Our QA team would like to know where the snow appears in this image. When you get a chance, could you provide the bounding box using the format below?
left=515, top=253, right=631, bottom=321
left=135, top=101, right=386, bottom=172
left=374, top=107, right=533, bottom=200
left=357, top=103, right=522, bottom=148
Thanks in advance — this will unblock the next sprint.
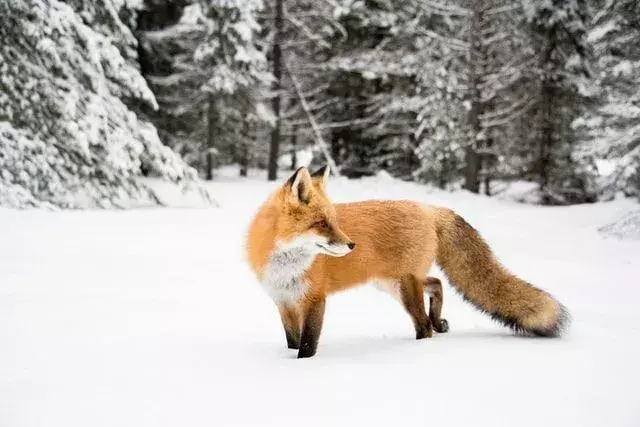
left=600, top=209, right=640, bottom=240
left=0, top=0, right=200, bottom=208
left=2, top=170, right=640, bottom=427
left=277, top=147, right=314, bottom=169
left=587, top=19, right=618, bottom=43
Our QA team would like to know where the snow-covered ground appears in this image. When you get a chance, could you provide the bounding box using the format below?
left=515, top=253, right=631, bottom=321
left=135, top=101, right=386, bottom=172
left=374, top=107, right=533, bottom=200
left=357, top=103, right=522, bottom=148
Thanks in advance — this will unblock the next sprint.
left=2, top=169, right=640, bottom=427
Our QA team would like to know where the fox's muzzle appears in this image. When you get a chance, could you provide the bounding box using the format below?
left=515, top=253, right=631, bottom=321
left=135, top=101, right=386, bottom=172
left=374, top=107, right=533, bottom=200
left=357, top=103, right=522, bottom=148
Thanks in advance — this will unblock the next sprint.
left=317, top=237, right=355, bottom=257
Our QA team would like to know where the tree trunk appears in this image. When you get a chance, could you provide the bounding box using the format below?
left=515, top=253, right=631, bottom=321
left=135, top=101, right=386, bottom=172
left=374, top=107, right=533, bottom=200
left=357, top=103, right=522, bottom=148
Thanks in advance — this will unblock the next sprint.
left=464, top=145, right=480, bottom=193
left=539, top=81, right=554, bottom=203
left=438, top=151, right=449, bottom=190
left=331, top=132, right=341, bottom=166
left=483, top=136, right=493, bottom=196
left=206, top=94, right=216, bottom=181
left=240, top=123, right=249, bottom=177
left=464, top=0, right=483, bottom=194
left=539, top=29, right=557, bottom=204
left=290, top=125, right=297, bottom=170
left=240, top=145, right=249, bottom=177
left=484, top=175, right=491, bottom=196
left=267, top=0, right=284, bottom=181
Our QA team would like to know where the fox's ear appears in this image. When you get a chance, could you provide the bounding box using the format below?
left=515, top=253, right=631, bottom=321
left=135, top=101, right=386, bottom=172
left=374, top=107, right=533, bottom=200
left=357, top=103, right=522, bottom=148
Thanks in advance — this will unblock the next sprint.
left=311, top=164, right=330, bottom=189
left=287, top=167, right=312, bottom=204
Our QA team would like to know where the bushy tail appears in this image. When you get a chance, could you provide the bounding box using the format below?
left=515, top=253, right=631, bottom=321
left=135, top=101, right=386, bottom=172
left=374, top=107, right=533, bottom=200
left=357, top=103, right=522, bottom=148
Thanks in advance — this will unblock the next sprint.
left=435, top=208, right=570, bottom=337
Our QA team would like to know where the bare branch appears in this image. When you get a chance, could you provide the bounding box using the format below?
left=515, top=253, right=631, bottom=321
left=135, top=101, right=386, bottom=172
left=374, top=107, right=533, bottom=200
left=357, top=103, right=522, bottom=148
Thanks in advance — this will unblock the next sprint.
left=417, top=29, right=470, bottom=51
left=423, top=0, right=470, bottom=17
left=480, top=95, right=537, bottom=128
left=284, top=10, right=332, bottom=49
left=282, top=97, right=339, bottom=119
left=485, top=4, right=520, bottom=16
left=285, top=117, right=378, bottom=130
left=283, top=59, right=340, bottom=174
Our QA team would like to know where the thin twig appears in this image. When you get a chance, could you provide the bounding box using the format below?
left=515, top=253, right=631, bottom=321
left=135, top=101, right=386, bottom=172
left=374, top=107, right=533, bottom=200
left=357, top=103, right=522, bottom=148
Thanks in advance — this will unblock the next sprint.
left=283, top=59, right=340, bottom=174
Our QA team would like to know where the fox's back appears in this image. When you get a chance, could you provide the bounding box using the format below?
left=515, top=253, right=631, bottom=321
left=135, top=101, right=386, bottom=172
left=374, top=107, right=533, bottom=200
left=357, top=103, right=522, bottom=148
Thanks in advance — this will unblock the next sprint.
left=307, top=200, right=439, bottom=292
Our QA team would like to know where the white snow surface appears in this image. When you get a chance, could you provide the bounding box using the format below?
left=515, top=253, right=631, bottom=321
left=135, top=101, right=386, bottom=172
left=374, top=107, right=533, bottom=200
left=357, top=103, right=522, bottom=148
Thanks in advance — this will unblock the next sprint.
left=2, top=169, right=640, bottom=427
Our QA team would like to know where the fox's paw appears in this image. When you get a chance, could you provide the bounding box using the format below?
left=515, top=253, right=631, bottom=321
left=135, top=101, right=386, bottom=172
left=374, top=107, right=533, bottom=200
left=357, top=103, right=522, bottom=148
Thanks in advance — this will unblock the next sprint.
left=285, top=331, right=300, bottom=350
left=297, top=346, right=317, bottom=359
left=416, top=323, right=433, bottom=340
left=434, top=319, right=449, bottom=333
left=297, top=340, right=319, bottom=358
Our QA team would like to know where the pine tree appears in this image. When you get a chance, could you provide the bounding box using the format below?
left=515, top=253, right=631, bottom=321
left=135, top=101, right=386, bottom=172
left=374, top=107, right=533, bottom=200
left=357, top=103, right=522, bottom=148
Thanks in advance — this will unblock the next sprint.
left=259, top=0, right=344, bottom=178
left=400, top=1, right=534, bottom=194
left=523, top=0, right=598, bottom=204
left=267, top=0, right=284, bottom=180
left=140, top=0, right=273, bottom=179
left=197, top=0, right=274, bottom=179
left=575, top=0, right=640, bottom=199
left=319, top=0, right=433, bottom=176
left=140, top=2, right=208, bottom=170
left=0, top=0, right=202, bottom=208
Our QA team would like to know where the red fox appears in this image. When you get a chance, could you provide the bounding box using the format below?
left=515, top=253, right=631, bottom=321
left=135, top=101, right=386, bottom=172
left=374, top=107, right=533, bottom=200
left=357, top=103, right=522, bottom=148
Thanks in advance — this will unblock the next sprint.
left=246, top=165, right=570, bottom=358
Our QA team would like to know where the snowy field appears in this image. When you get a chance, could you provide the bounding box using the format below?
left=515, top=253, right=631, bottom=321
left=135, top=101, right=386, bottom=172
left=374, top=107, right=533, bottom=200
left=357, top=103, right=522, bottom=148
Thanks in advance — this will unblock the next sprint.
left=2, top=170, right=640, bottom=427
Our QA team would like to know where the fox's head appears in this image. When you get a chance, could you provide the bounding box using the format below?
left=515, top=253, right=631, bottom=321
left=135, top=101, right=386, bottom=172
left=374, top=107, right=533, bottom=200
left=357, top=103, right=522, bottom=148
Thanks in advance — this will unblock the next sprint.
left=274, top=165, right=355, bottom=257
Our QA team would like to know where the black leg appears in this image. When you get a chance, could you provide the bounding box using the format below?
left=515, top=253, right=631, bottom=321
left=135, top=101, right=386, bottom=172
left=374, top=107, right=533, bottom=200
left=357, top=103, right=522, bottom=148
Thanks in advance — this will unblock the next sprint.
left=297, top=297, right=326, bottom=359
left=424, top=277, right=449, bottom=333
left=399, top=275, right=433, bottom=339
left=278, top=304, right=301, bottom=349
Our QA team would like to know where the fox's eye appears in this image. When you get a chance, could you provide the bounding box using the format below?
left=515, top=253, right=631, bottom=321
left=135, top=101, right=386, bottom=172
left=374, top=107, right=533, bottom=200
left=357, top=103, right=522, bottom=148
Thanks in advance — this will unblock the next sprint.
left=312, top=220, right=328, bottom=229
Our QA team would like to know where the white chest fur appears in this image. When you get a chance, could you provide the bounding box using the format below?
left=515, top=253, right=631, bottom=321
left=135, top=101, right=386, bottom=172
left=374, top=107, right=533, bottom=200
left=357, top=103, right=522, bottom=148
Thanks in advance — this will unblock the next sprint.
left=260, top=245, right=317, bottom=303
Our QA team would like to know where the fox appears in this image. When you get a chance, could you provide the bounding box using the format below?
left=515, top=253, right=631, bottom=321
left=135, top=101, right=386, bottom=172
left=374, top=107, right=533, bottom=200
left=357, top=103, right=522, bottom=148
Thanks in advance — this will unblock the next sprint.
left=246, top=165, right=570, bottom=358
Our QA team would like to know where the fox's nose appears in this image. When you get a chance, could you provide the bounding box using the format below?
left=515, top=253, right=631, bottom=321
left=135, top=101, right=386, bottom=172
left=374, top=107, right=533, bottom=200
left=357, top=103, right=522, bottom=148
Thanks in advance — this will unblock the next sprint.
left=348, top=242, right=356, bottom=250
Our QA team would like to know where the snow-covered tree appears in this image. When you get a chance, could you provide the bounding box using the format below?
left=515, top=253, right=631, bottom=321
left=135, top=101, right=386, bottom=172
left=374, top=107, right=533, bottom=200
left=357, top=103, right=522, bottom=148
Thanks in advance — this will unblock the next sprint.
left=140, top=0, right=273, bottom=179
left=197, top=0, right=273, bottom=178
left=138, top=1, right=205, bottom=170
left=324, top=1, right=533, bottom=192
left=523, top=0, right=598, bottom=205
left=455, top=0, right=537, bottom=194
left=374, top=1, right=535, bottom=195
left=574, top=0, right=640, bottom=199
left=316, top=1, right=442, bottom=176
left=0, top=0, right=202, bottom=208
left=257, top=0, right=344, bottom=179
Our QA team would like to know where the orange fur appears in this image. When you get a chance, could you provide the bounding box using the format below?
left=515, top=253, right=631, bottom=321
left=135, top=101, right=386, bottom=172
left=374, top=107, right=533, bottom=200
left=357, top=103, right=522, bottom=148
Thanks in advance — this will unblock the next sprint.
left=246, top=167, right=569, bottom=358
